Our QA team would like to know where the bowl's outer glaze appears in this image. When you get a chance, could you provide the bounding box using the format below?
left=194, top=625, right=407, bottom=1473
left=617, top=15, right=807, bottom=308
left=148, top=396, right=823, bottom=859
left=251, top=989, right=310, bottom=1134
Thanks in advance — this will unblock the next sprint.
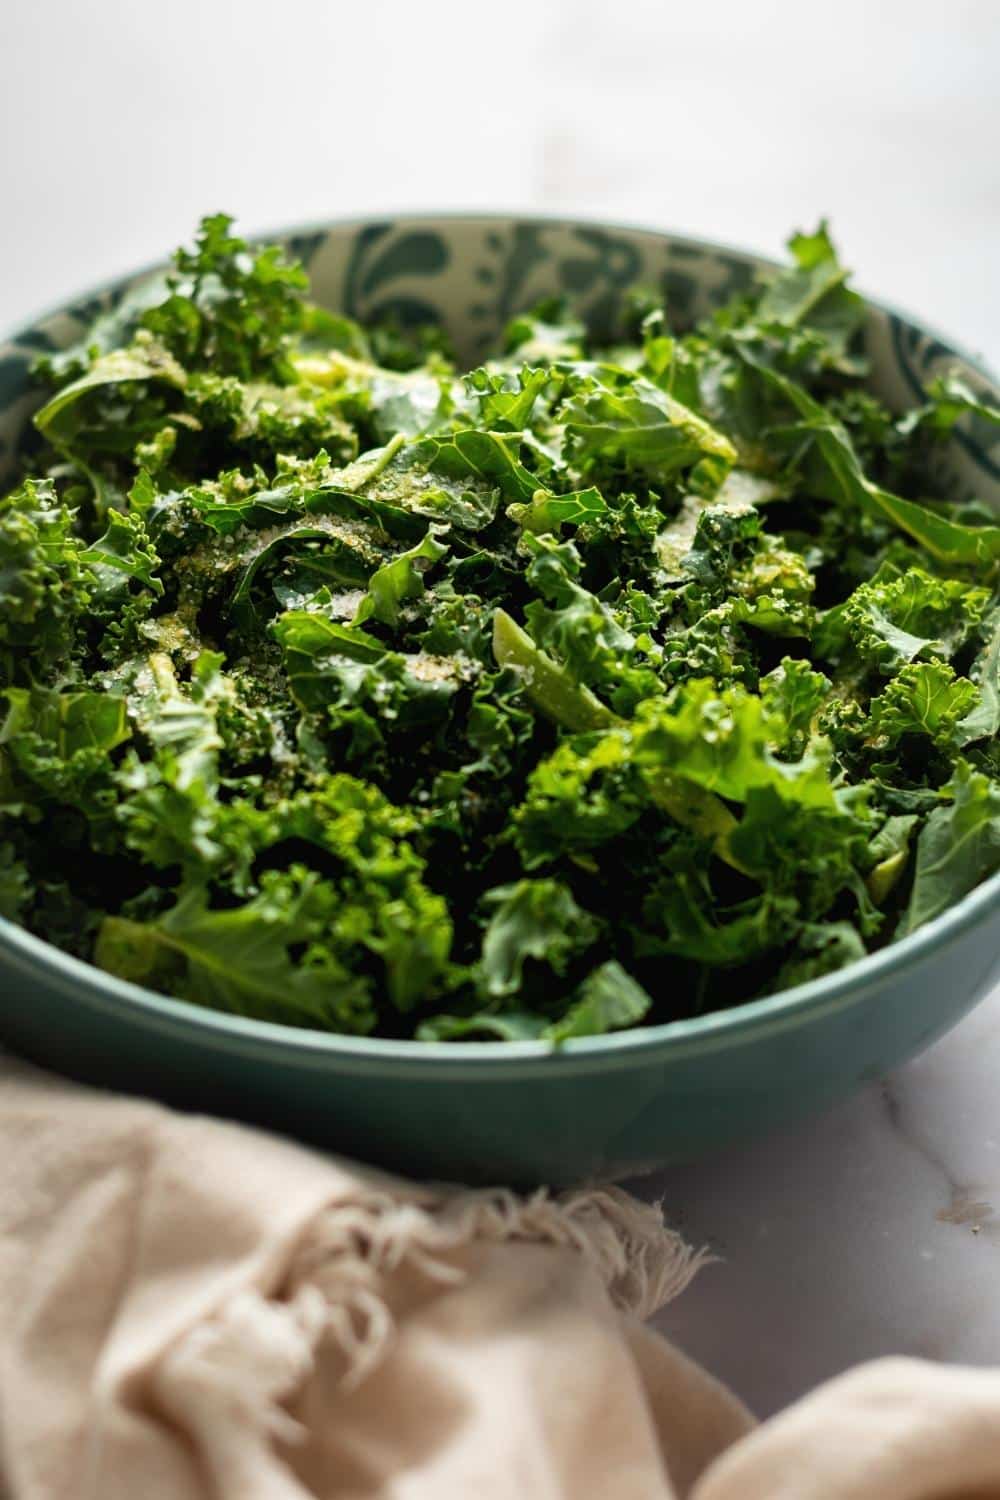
left=1, top=215, right=999, bottom=1184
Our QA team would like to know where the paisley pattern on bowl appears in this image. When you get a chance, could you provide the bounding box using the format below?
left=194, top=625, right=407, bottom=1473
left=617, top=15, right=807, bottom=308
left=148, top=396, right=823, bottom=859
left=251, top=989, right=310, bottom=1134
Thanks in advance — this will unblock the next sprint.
left=4, top=215, right=996, bottom=502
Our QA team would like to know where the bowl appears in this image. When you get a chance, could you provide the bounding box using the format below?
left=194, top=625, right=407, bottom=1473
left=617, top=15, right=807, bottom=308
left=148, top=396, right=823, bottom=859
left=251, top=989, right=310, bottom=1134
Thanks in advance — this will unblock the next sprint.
left=1, top=214, right=999, bottom=1186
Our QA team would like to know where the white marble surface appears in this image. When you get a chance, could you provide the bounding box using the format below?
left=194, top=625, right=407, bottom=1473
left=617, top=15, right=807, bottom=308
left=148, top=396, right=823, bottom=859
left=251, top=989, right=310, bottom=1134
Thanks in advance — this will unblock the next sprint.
left=2, top=0, right=998, bottom=1422
left=643, top=987, right=1000, bottom=1417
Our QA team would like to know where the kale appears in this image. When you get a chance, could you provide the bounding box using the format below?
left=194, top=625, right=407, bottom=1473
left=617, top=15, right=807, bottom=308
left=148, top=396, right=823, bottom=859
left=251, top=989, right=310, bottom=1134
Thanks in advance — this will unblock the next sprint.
left=4, top=214, right=1000, bottom=1041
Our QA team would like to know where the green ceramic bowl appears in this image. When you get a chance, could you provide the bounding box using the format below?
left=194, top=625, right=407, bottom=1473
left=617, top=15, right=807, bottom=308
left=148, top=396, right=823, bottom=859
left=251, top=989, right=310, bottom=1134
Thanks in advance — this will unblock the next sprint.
left=2, top=215, right=999, bottom=1186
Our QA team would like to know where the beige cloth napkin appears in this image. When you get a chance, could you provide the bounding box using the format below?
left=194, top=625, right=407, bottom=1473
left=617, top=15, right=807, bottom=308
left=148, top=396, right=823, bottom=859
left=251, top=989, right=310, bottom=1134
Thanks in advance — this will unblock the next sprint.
left=2, top=1062, right=999, bottom=1500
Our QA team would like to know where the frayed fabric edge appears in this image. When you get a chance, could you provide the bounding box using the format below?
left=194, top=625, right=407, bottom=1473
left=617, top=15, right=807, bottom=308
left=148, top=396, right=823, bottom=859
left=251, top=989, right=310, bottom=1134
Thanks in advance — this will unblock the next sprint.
left=150, top=1184, right=708, bottom=1499
left=286, top=1183, right=711, bottom=1386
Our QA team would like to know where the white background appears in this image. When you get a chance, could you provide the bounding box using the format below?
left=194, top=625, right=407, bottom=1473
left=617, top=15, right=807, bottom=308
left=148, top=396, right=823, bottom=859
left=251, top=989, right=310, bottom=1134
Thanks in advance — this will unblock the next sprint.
left=1, top=0, right=997, bottom=364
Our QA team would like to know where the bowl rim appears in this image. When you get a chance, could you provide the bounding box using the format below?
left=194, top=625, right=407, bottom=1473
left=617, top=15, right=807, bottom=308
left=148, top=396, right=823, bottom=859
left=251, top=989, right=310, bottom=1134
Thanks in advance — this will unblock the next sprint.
left=2, top=208, right=999, bottom=1072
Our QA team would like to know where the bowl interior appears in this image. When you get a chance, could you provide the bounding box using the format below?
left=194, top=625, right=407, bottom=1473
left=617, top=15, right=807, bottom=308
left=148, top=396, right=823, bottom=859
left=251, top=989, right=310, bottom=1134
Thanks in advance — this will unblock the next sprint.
left=1, top=214, right=999, bottom=1069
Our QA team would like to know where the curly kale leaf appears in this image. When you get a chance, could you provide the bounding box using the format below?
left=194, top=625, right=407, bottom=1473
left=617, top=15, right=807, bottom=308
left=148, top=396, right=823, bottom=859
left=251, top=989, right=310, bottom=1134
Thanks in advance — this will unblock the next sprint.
left=756, top=222, right=866, bottom=370
left=631, top=679, right=840, bottom=811
left=563, top=371, right=737, bottom=479
left=99, top=772, right=455, bottom=1020
left=902, top=762, right=1000, bottom=933
left=353, top=526, right=449, bottom=629
left=477, top=879, right=601, bottom=1000
left=816, top=567, right=989, bottom=673
left=507, top=485, right=607, bottom=536
left=1, top=685, right=130, bottom=821
left=742, top=353, right=1000, bottom=567
left=464, top=366, right=552, bottom=431
left=83, top=510, right=163, bottom=603
left=544, top=961, right=652, bottom=1041
left=519, top=537, right=661, bottom=715
left=0, top=480, right=94, bottom=679
left=760, top=659, right=831, bottom=757
left=141, top=213, right=308, bottom=381
left=419, top=957, right=651, bottom=1042
left=866, top=662, right=979, bottom=753
left=513, top=731, right=643, bottom=869
left=919, top=374, right=1000, bottom=434
left=957, top=606, right=1000, bottom=745
left=34, top=336, right=187, bottom=454
left=96, top=872, right=375, bottom=1031
left=0, top=844, right=32, bottom=921
left=774, top=921, right=868, bottom=989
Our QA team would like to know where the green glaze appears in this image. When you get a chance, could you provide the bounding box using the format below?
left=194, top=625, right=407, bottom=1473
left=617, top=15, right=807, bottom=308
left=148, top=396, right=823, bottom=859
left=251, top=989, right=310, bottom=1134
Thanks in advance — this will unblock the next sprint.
left=1, top=214, right=998, bottom=1185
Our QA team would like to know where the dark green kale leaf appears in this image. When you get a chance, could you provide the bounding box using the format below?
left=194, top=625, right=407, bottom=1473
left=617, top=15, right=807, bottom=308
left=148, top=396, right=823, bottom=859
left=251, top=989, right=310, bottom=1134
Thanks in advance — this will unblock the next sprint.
left=760, top=659, right=831, bottom=756
left=563, top=371, right=737, bottom=480
left=0, top=479, right=95, bottom=680
left=815, top=566, right=989, bottom=674
left=902, top=763, right=1000, bottom=933
left=740, top=352, right=1000, bottom=568
left=477, top=878, right=601, bottom=1001
left=755, top=222, right=866, bottom=371
left=96, top=872, right=376, bottom=1032
left=866, top=662, right=978, bottom=753
left=141, top=212, right=308, bottom=381
left=0, top=843, right=32, bottom=920
left=544, top=961, right=652, bottom=1041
